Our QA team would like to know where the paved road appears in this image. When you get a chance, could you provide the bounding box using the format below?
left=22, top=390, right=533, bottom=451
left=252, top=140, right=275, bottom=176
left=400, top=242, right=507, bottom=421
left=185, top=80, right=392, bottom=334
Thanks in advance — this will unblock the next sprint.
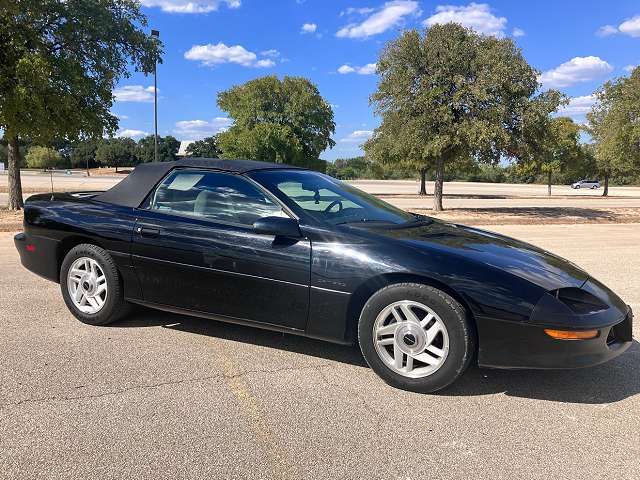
left=1, top=224, right=638, bottom=479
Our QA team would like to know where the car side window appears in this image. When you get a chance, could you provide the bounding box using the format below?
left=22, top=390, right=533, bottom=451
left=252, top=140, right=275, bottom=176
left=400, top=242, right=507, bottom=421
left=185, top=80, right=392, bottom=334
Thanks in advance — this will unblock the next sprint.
left=150, top=170, right=286, bottom=226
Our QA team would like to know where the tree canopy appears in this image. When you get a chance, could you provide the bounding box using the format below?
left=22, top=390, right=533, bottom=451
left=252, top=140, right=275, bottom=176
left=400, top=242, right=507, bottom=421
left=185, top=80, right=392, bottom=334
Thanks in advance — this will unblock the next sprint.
left=587, top=67, right=640, bottom=196
left=95, top=137, right=137, bottom=171
left=25, top=146, right=61, bottom=169
left=0, top=0, right=161, bottom=209
left=70, top=139, right=100, bottom=169
left=366, top=23, right=561, bottom=210
left=216, top=76, right=335, bottom=166
left=185, top=136, right=220, bottom=158
left=514, top=116, right=582, bottom=195
left=136, top=135, right=179, bottom=163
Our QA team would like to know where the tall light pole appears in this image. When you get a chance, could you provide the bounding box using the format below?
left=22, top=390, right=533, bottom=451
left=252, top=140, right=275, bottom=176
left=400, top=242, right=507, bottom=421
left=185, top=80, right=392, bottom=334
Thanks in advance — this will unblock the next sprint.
left=151, top=29, right=160, bottom=163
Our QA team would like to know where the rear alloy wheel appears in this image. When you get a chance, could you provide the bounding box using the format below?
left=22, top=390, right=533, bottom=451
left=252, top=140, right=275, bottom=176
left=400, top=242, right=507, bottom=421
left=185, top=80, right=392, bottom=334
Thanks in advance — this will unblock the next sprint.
left=66, top=257, right=108, bottom=314
left=358, top=283, right=475, bottom=393
left=60, top=244, right=130, bottom=326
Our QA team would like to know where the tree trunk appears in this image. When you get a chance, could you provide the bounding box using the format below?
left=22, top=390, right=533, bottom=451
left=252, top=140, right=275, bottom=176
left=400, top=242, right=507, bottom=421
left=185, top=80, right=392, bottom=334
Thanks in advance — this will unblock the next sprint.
left=547, top=171, right=552, bottom=196
left=433, top=157, right=444, bottom=212
left=419, top=169, right=427, bottom=195
left=7, top=134, right=24, bottom=211
left=602, top=174, right=609, bottom=197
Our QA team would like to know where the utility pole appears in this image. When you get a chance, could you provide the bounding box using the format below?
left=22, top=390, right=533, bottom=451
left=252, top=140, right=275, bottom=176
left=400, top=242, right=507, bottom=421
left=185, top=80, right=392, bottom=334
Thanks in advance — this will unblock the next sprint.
left=151, top=29, right=160, bottom=163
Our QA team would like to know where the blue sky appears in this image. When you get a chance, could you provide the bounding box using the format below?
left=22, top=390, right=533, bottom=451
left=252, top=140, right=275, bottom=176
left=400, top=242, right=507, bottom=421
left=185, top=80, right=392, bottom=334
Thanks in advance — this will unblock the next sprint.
left=112, top=0, right=640, bottom=161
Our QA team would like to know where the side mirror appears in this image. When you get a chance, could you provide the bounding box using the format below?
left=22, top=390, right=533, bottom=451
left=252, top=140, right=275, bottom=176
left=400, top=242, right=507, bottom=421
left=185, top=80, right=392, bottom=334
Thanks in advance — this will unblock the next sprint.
left=253, top=216, right=301, bottom=238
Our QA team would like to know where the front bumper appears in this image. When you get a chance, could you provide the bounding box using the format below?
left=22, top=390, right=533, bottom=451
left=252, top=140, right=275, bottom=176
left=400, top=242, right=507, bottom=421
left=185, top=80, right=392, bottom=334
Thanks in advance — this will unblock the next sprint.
left=476, top=308, right=633, bottom=369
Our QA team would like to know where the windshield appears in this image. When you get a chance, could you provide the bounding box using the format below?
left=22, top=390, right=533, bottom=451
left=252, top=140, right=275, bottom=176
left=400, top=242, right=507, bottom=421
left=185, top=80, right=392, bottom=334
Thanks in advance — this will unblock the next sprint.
left=250, top=169, right=417, bottom=225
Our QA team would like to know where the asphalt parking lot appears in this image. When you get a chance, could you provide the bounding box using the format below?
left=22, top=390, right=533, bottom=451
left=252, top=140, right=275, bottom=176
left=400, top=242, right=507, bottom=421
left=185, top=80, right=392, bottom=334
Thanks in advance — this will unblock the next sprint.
left=1, top=223, right=638, bottom=480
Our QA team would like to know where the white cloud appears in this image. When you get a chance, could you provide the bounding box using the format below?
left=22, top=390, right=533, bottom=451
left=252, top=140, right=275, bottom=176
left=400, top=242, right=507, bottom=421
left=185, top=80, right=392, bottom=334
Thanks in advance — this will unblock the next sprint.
left=557, top=95, right=596, bottom=117
left=338, top=63, right=376, bottom=75
left=596, top=24, right=617, bottom=37
left=538, top=56, right=613, bottom=88
left=301, top=23, right=317, bottom=33
left=340, top=7, right=376, bottom=16
left=260, top=49, right=280, bottom=58
left=512, top=27, right=525, bottom=37
left=140, top=0, right=240, bottom=13
left=117, top=129, right=148, bottom=139
left=174, top=117, right=232, bottom=140
left=113, top=85, right=157, bottom=103
left=340, top=130, right=374, bottom=143
left=184, top=43, right=275, bottom=68
left=619, top=16, right=640, bottom=37
left=596, top=16, right=640, bottom=38
left=336, top=1, right=420, bottom=39
left=255, top=59, right=276, bottom=68
left=624, top=64, right=637, bottom=73
left=424, top=3, right=507, bottom=37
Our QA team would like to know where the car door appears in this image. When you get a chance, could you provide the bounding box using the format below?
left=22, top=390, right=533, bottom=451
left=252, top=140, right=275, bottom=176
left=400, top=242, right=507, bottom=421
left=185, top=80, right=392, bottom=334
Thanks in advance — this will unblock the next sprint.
left=130, top=168, right=311, bottom=331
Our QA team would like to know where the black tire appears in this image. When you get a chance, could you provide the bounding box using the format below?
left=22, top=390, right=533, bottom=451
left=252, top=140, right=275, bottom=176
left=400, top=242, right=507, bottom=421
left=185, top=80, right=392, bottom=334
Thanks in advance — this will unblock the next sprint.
left=60, top=244, right=131, bottom=326
left=358, top=283, right=475, bottom=393
left=575, top=185, right=580, bottom=189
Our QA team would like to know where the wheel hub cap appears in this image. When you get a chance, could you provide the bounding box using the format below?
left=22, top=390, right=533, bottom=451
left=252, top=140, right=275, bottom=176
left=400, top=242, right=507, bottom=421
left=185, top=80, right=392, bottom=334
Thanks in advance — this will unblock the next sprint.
left=67, top=257, right=108, bottom=315
left=373, top=300, right=450, bottom=379
left=396, top=324, right=426, bottom=355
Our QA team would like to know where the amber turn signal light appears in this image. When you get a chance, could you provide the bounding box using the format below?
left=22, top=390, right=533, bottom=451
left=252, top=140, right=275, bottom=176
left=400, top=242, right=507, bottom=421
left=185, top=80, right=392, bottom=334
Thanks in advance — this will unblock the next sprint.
left=544, top=329, right=599, bottom=340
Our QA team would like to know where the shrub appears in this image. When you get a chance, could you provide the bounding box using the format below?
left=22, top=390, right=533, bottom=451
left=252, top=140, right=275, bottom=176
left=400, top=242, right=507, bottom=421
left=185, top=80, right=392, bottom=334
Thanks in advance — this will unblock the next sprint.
left=25, top=146, right=61, bottom=169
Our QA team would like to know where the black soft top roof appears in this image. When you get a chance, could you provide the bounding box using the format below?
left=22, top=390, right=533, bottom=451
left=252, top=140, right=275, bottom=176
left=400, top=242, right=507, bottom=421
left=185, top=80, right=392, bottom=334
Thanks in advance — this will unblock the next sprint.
left=95, top=158, right=305, bottom=208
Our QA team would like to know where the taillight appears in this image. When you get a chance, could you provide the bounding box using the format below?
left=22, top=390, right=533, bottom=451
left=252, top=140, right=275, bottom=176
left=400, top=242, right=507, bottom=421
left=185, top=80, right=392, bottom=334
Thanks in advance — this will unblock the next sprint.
left=25, top=244, right=36, bottom=252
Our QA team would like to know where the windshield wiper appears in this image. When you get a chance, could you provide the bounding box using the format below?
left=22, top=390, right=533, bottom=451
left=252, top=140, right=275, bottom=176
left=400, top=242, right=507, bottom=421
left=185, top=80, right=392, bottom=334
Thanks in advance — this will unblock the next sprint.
left=335, top=218, right=388, bottom=225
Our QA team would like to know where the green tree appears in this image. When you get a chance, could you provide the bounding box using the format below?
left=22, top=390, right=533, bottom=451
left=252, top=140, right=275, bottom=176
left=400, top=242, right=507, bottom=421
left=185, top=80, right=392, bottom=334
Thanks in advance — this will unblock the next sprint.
left=185, top=136, right=220, bottom=158
left=0, top=0, right=161, bottom=209
left=216, top=76, right=335, bottom=166
left=366, top=23, right=560, bottom=211
left=95, top=137, right=137, bottom=172
left=516, top=116, right=582, bottom=195
left=25, top=146, right=61, bottom=169
left=587, top=67, right=640, bottom=196
left=70, top=139, right=100, bottom=170
left=137, top=135, right=179, bottom=162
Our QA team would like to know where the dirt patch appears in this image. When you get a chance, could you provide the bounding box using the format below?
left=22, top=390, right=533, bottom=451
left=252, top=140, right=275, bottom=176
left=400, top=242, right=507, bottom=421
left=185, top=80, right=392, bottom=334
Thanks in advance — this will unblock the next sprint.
left=0, top=209, right=23, bottom=232
left=87, top=167, right=132, bottom=176
left=413, top=207, right=640, bottom=225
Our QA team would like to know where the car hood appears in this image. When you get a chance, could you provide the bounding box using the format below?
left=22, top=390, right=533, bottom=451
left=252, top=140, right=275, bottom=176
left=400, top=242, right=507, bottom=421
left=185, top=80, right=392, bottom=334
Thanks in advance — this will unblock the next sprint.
left=364, top=220, right=589, bottom=290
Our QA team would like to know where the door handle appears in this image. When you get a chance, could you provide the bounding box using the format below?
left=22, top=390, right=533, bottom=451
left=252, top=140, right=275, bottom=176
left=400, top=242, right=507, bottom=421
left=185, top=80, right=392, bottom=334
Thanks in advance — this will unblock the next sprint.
left=136, top=225, right=161, bottom=237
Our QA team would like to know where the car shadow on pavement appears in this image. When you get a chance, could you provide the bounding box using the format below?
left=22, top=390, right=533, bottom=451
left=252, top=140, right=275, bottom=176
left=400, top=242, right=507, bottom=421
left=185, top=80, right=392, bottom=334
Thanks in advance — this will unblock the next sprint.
left=445, top=340, right=640, bottom=404
left=115, top=309, right=639, bottom=404
left=114, top=308, right=369, bottom=367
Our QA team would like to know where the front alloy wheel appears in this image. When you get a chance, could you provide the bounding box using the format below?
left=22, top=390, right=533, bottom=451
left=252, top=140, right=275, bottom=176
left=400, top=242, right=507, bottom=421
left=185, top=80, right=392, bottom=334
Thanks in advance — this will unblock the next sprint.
left=373, top=301, right=449, bottom=378
left=358, top=283, right=475, bottom=393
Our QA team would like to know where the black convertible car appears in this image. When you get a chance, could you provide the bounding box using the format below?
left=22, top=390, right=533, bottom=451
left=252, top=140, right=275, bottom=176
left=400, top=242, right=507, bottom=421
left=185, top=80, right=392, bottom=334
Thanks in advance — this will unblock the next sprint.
left=15, top=158, right=633, bottom=392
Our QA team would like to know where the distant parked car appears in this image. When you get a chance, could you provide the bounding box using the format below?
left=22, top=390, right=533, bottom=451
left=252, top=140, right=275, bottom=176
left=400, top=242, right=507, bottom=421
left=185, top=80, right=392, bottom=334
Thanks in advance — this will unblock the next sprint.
left=571, top=179, right=600, bottom=189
